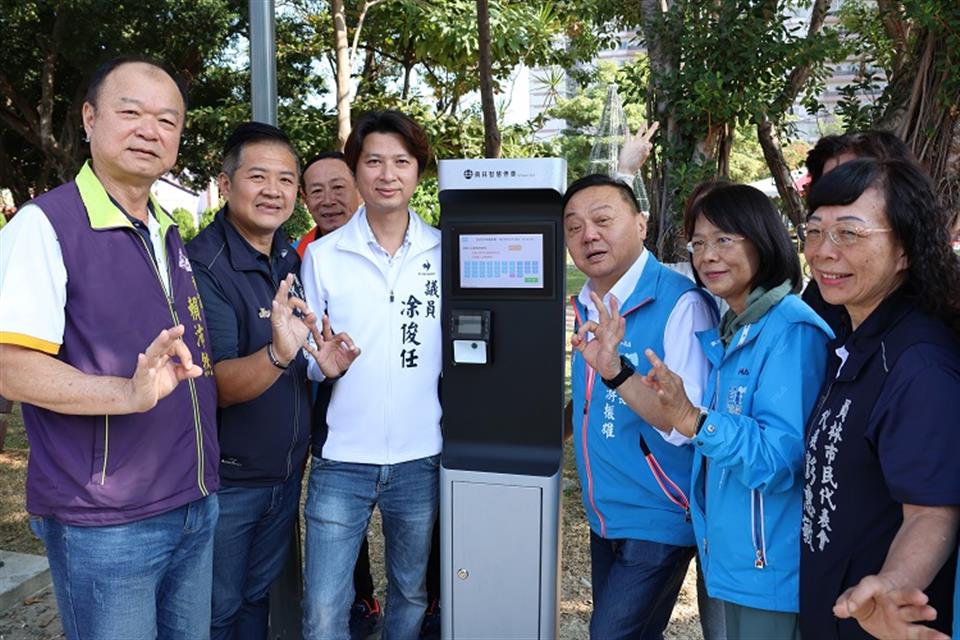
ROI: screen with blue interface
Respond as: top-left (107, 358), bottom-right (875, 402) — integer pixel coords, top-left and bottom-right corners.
top-left (458, 233), bottom-right (544, 289)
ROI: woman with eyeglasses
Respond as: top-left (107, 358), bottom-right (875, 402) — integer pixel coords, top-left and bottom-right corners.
top-left (638, 183), bottom-right (832, 638)
top-left (798, 158), bottom-right (960, 640)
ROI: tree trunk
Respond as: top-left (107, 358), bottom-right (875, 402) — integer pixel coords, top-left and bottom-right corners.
top-left (476, 0), bottom-right (500, 158)
top-left (756, 113), bottom-right (805, 227)
top-left (402, 62), bottom-right (413, 100)
top-left (333, 0), bottom-right (352, 151)
top-left (638, 0), bottom-right (681, 259)
top-left (758, 0), bottom-right (829, 227)
top-left (876, 26), bottom-right (960, 219)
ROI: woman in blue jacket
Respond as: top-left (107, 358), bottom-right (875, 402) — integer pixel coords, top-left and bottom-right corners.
top-left (641, 184), bottom-right (833, 638)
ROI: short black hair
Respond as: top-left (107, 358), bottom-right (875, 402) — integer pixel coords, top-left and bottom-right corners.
top-left (221, 121), bottom-right (300, 178)
top-left (561, 174), bottom-right (642, 215)
top-left (805, 134), bottom-right (849, 185)
top-left (84, 56), bottom-right (189, 111)
top-left (807, 158), bottom-right (960, 332)
top-left (685, 183), bottom-right (802, 293)
top-left (806, 130), bottom-right (912, 185)
top-left (301, 151), bottom-right (350, 188)
top-left (344, 110), bottom-right (430, 177)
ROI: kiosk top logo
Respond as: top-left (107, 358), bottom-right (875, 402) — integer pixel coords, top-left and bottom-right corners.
top-left (463, 168), bottom-right (521, 180)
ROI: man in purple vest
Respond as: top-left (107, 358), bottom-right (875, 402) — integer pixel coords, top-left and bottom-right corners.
top-left (0, 56), bottom-right (220, 639)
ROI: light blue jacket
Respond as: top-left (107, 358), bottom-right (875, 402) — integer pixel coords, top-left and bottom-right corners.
top-left (571, 255), bottom-right (710, 545)
top-left (691, 294), bottom-right (832, 612)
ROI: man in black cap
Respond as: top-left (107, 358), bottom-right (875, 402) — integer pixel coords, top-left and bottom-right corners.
top-left (187, 122), bottom-right (358, 639)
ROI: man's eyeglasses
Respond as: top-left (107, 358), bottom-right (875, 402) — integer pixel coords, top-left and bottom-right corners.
top-left (686, 235), bottom-right (746, 255)
top-left (800, 223), bottom-right (892, 247)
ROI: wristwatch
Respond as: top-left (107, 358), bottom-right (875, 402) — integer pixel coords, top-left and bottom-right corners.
top-left (694, 408), bottom-right (709, 435)
top-left (601, 355), bottom-right (635, 390)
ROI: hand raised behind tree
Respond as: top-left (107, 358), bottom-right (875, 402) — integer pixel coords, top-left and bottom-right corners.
top-left (618, 121), bottom-right (660, 174)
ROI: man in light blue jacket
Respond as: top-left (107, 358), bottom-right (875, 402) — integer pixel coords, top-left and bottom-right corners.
top-left (565, 174), bottom-right (718, 639)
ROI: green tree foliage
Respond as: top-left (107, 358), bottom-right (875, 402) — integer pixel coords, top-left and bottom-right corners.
top-left (543, 61), bottom-right (649, 181)
top-left (170, 207), bottom-right (198, 242)
top-left (0, 0), bottom-right (245, 203)
top-left (609, 0), bottom-right (841, 257)
top-left (830, 0), bottom-right (960, 212)
top-left (283, 202), bottom-right (315, 240)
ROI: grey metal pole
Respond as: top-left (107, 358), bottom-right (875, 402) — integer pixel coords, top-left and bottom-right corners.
top-left (250, 10), bottom-right (296, 636)
top-left (249, 0), bottom-right (277, 125)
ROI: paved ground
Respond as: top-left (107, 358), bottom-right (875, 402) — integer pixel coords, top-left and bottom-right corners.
top-left (0, 587), bottom-right (62, 640)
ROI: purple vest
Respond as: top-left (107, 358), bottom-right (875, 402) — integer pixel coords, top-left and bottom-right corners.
top-left (22, 167), bottom-right (219, 526)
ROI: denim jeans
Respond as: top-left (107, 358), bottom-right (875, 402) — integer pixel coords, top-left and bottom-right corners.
top-left (30, 494), bottom-right (219, 640)
top-left (211, 470), bottom-right (303, 640)
top-left (302, 454), bottom-right (439, 640)
top-left (589, 531), bottom-right (696, 640)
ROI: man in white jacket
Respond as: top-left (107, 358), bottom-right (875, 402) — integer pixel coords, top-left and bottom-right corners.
top-left (300, 110), bottom-right (441, 640)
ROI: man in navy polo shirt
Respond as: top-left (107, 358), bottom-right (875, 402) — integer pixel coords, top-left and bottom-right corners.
top-left (188, 122), bottom-right (358, 639)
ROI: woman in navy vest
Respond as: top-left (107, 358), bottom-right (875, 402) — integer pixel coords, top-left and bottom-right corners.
top-left (799, 158), bottom-right (960, 639)
top-left (638, 183), bottom-right (832, 638)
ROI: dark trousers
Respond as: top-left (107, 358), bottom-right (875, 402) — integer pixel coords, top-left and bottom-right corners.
top-left (589, 531), bottom-right (696, 640)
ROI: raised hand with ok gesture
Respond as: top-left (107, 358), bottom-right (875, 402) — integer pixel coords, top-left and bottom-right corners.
top-left (571, 291), bottom-right (626, 380)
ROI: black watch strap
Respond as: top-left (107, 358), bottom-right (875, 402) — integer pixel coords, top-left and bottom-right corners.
top-left (601, 355), bottom-right (635, 390)
top-left (694, 409), bottom-right (709, 435)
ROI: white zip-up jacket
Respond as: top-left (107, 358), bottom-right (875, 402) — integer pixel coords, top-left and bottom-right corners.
top-left (301, 207), bottom-right (442, 464)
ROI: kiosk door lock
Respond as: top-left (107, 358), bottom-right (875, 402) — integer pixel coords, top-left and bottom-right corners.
top-left (451, 310), bottom-right (491, 365)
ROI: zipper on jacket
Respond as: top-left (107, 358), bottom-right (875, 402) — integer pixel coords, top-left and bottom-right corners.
top-left (571, 298), bottom-right (608, 537)
top-left (99, 415), bottom-right (110, 485)
top-left (268, 268), bottom-right (303, 482)
top-left (581, 367), bottom-right (607, 537)
top-left (286, 363), bottom-right (300, 479)
top-left (134, 233), bottom-right (209, 497)
top-left (751, 489), bottom-right (767, 568)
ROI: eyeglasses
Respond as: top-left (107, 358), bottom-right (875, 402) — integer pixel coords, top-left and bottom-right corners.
top-left (686, 235), bottom-right (746, 255)
top-left (801, 223), bottom-right (892, 247)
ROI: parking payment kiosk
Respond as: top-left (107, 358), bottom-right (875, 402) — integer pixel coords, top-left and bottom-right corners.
top-left (438, 158), bottom-right (567, 639)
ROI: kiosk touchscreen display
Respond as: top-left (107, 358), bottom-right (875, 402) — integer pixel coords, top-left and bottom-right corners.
top-left (459, 233), bottom-right (543, 289)
top-left (450, 222), bottom-right (556, 299)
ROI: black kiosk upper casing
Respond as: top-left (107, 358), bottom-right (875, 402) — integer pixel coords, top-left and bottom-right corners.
top-left (438, 159), bottom-right (567, 478)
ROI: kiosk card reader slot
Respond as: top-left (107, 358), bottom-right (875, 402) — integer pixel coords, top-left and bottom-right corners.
top-left (451, 310), bottom-right (490, 365)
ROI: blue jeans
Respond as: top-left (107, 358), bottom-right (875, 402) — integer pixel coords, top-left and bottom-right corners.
top-left (211, 470), bottom-right (303, 640)
top-left (302, 455), bottom-right (439, 640)
top-left (589, 531), bottom-right (696, 640)
top-left (30, 494), bottom-right (219, 640)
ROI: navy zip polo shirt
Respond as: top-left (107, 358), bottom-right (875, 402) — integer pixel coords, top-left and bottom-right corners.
top-left (187, 208), bottom-right (312, 487)
top-left (800, 288), bottom-right (960, 639)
